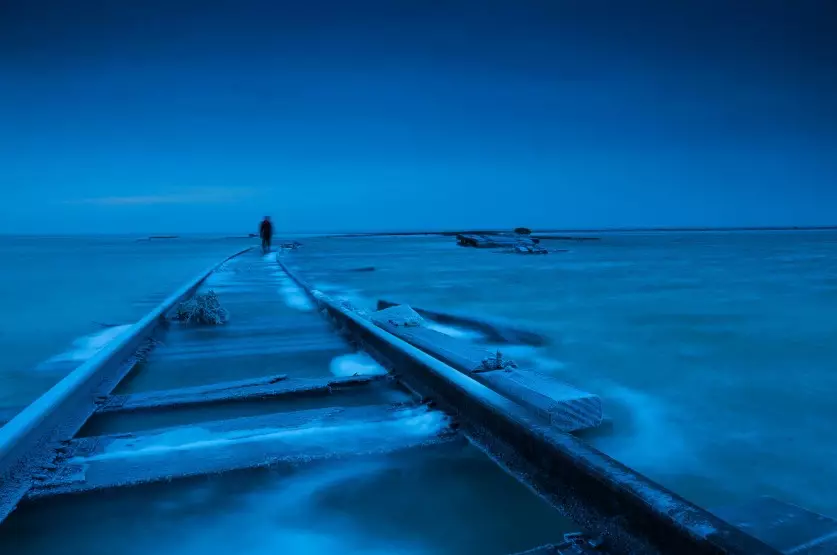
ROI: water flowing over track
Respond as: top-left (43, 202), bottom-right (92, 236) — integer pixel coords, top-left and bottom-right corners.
top-left (1, 248), bottom-right (831, 554)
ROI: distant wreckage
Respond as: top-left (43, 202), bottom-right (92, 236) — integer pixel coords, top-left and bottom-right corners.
top-left (456, 233), bottom-right (549, 254)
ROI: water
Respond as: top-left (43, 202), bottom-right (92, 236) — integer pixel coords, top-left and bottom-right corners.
top-left (0, 238), bottom-right (573, 554)
top-left (2, 443), bottom-right (567, 555)
top-left (288, 231), bottom-right (837, 517)
top-left (4, 230), bottom-right (837, 548)
top-left (0, 235), bottom-right (249, 413)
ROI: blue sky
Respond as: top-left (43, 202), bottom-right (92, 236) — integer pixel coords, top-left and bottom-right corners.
top-left (1, 0), bottom-right (835, 233)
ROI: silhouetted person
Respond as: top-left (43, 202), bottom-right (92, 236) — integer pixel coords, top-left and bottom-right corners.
top-left (259, 216), bottom-right (273, 253)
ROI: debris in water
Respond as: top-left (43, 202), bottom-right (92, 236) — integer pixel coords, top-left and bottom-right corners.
top-left (481, 350), bottom-right (517, 371)
top-left (337, 297), bottom-right (371, 319)
top-left (172, 290), bottom-right (229, 325)
top-left (42, 324), bottom-right (135, 365)
top-left (279, 241), bottom-right (302, 251)
top-left (424, 321), bottom-right (483, 340)
top-left (457, 232), bottom-right (540, 248)
top-left (329, 352), bottom-right (388, 377)
top-left (513, 242), bottom-right (549, 255)
top-left (371, 305), bottom-right (423, 327)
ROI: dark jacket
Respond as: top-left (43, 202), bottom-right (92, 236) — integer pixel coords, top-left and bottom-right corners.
top-left (259, 220), bottom-right (273, 239)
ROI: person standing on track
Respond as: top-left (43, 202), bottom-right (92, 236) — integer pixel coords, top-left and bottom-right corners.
top-left (259, 216), bottom-right (273, 254)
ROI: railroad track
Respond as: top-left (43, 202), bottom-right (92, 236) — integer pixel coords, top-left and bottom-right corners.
top-left (0, 248), bottom-right (822, 554)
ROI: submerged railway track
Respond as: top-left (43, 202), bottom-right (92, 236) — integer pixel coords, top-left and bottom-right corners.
top-left (0, 247), bottom-right (828, 554)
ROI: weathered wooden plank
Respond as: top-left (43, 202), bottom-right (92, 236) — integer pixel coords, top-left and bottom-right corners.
top-left (29, 404), bottom-right (453, 499)
top-left (146, 337), bottom-right (348, 362)
top-left (97, 374), bottom-right (381, 413)
top-left (165, 317), bottom-right (332, 340)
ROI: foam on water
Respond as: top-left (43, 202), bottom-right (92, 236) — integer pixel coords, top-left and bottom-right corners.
top-left (255, 459), bottom-right (432, 553)
top-left (104, 458), bottom-right (431, 555)
top-left (160, 460), bottom-right (430, 555)
top-left (12, 232), bottom-right (837, 528)
top-left (329, 352), bottom-right (388, 377)
top-left (5, 437), bottom-right (567, 555)
top-left (44, 324), bottom-right (135, 365)
top-left (279, 284), bottom-right (314, 311)
top-left (424, 321), bottom-right (484, 340)
top-left (591, 383), bottom-right (696, 475)
top-left (269, 270), bottom-right (314, 311)
top-left (314, 282), bottom-right (375, 311)
top-left (482, 343), bottom-right (566, 372)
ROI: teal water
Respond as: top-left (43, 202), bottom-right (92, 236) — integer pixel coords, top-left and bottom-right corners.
top-left (0, 236), bottom-right (249, 412)
top-left (1, 443), bottom-right (566, 555)
top-left (288, 231), bottom-right (837, 517)
top-left (3, 231), bottom-right (837, 533)
top-left (0, 237), bottom-right (570, 555)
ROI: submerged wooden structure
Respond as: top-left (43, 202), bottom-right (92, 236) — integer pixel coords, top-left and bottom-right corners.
top-left (457, 233), bottom-right (540, 248)
top-left (0, 247), bottom-right (834, 554)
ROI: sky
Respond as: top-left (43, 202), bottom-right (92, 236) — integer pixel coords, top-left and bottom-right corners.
top-left (1, 0), bottom-right (836, 234)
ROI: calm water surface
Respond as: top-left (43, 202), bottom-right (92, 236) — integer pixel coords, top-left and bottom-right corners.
top-left (0, 235), bottom-right (248, 411)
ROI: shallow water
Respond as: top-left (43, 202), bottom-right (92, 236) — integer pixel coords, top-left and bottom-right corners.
top-left (289, 231), bottom-right (837, 517)
top-left (4, 230), bottom-right (837, 543)
top-left (0, 235), bottom-right (250, 411)
top-left (2, 443), bottom-right (568, 555)
top-left (1, 239), bottom-right (575, 554)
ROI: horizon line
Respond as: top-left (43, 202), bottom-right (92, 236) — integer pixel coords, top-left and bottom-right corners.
top-left (2, 224), bottom-right (837, 238)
